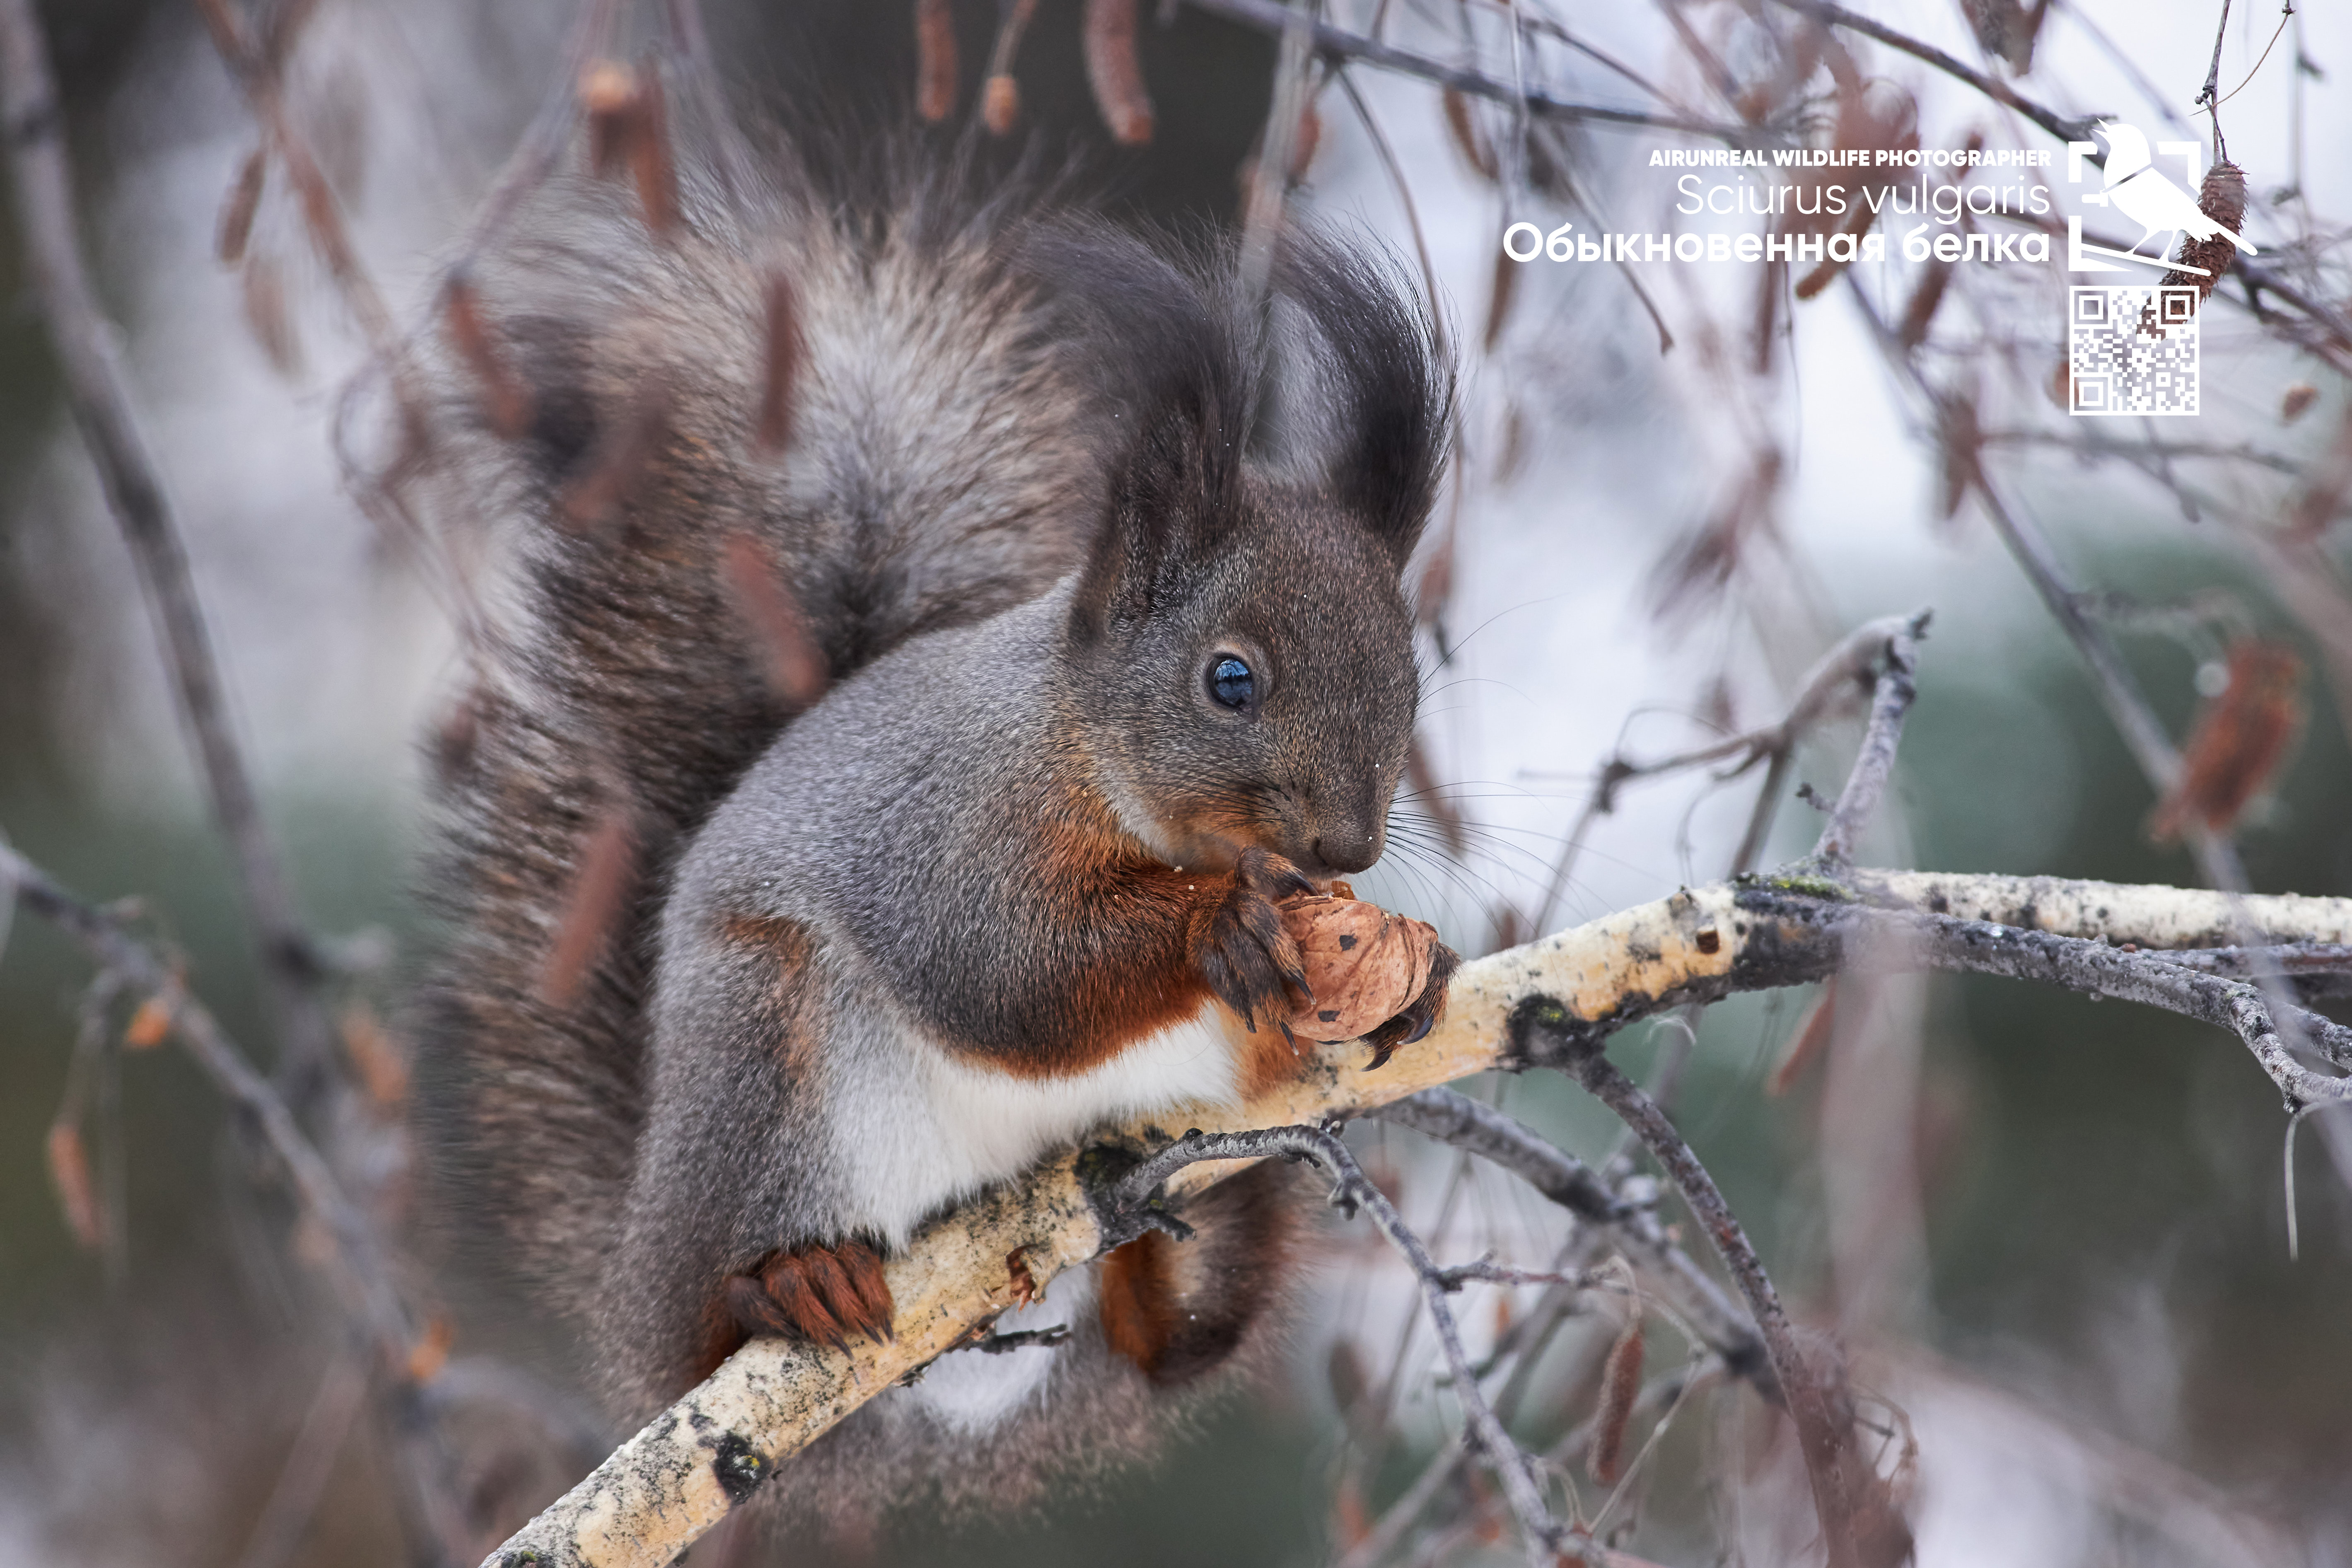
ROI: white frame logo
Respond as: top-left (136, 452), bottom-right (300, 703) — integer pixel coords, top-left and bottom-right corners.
top-left (2062, 123), bottom-right (2247, 417)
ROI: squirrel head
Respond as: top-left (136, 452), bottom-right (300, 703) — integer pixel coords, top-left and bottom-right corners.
top-left (1060, 232), bottom-right (1452, 882)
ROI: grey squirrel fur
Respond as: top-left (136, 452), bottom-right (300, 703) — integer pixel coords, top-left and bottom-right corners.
top-left (413, 107), bottom-right (1455, 1519)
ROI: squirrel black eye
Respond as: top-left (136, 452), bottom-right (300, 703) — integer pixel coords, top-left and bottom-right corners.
top-left (1209, 656), bottom-right (1255, 710)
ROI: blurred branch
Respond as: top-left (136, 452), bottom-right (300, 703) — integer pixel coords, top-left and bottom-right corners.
top-left (1765, 0), bottom-right (2096, 144)
top-left (1983, 428), bottom-right (2311, 477)
top-left (235, 1353), bottom-right (370, 1568)
top-left (2149, 942), bottom-right (2352, 998)
top-left (1521, 1010), bottom-right (1909, 1568)
top-left (1372, 1087), bottom-right (1768, 1384)
top-left (1121, 1126), bottom-right (1574, 1563)
top-left (1529, 611), bottom-right (1929, 933)
top-left (191, 0), bottom-right (397, 349)
top-left (0, 842), bottom-right (473, 1566)
top-left (1836, 280), bottom-right (2283, 903)
top-left (1813, 612), bottom-right (1924, 863)
top-left (1181, 0), bottom-right (1780, 144)
top-left (0, 0), bottom-right (335, 1089)
top-left (1336, 1093), bottom-right (1739, 1568)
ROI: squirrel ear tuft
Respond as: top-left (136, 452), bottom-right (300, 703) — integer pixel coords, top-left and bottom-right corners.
top-left (1275, 234), bottom-right (1454, 571)
top-left (1074, 371), bottom-right (1249, 637)
top-left (1046, 227), bottom-right (1254, 640)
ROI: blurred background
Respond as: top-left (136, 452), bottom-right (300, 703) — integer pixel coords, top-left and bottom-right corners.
top-left (2, 0), bottom-right (2348, 1563)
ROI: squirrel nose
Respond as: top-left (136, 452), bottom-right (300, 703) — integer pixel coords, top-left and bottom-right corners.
top-left (1311, 829), bottom-right (1381, 876)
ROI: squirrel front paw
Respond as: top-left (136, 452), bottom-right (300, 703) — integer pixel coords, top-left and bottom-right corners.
top-left (1192, 847), bottom-right (1317, 1033)
top-left (724, 1237), bottom-right (896, 1351)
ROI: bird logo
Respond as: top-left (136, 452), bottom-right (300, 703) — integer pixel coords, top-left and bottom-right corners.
top-left (2080, 120), bottom-right (2257, 259)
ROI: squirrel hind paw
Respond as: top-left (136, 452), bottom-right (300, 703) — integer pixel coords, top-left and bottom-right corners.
top-left (728, 1239), bottom-right (896, 1351)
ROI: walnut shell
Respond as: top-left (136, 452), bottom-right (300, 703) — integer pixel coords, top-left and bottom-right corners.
top-left (1280, 894), bottom-right (1437, 1042)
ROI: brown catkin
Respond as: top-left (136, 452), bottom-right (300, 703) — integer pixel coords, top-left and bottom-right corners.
top-left (2149, 639), bottom-right (2306, 841)
top-left (443, 274), bottom-right (532, 439)
top-left (915, 0), bottom-right (959, 123)
top-left (753, 271), bottom-right (801, 455)
top-left (1441, 87), bottom-right (1497, 181)
top-left (1768, 974), bottom-right (1839, 1096)
top-left (46, 1122), bottom-right (104, 1251)
top-left (538, 806), bottom-right (641, 1007)
top-left (1083, 0), bottom-right (1154, 145)
top-left (2166, 159), bottom-right (2247, 302)
top-left (629, 71), bottom-right (678, 237)
top-left (982, 74), bottom-right (1019, 135)
top-left (123, 995), bottom-right (171, 1049)
top-left (556, 381), bottom-right (670, 530)
top-left (240, 254), bottom-right (302, 378)
top-left (582, 60), bottom-right (638, 177)
top-left (980, 0), bottom-right (1038, 135)
top-left (340, 1005), bottom-right (411, 1109)
top-left (1588, 1315), bottom-right (1645, 1486)
top-left (1896, 256), bottom-right (1952, 349)
top-left (719, 531), bottom-right (829, 710)
top-left (1290, 101), bottom-right (1323, 181)
top-left (1936, 391), bottom-right (1982, 520)
top-left (217, 145), bottom-right (266, 264)
top-left (1482, 246), bottom-right (1519, 352)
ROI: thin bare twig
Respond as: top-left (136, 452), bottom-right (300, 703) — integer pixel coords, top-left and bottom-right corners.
top-left (1373, 1087), bottom-right (1768, 1383)
top-left (235, 1353), bottom-right (370, 1568)
top-left (0, 842), bottom-right (472, 1565)
top-left (1765, 0), bottom-right (2097, 145)
top-left (1528, 612), bottom-right (1928, 934)
top-left (0, 0), bottom-right (334, 1089)
top-left (2213, 5), bottom-right (2295, 111)
top-left (1119, 1126), bottom-right (1575, 1563)
top-left (1983, 428), bottom-right (2310, 477)
top-left (1520, 1010), bottom-right (1908, 1568)
top-left (2146, 943), bottom-right (2352, 999)
top-left (1889, 911), bottom-right (2352, 1102)
top-left (2195, 0), bottom-right (2235, 113)
top-left (1813, 613), bottom-right (1926, 863)
top-left (1335, 69), bottom-right (1449, 360)
top-left (1180, 0), bottom-right (1780, 145)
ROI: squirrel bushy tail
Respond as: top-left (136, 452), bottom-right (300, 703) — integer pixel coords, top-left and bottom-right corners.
top-left (414, 130), bottom-right (1117, 1316)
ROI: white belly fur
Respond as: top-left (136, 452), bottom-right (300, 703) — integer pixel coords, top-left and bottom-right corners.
top-left (896, 1267), bottom-right (1098, 1433)
top-left (839, 1000), bottom-right (1240, 1247)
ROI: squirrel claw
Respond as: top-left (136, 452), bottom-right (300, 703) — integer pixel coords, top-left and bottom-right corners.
top-left (1235, 846), bottom-right (1317, 904)
top-left (729, 1237), bottom-right (896, 1351)
top-left (1359, 940), bottom-right (1461, 1070)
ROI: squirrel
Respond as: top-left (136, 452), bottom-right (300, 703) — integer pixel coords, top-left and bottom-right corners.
top-left (412, 104), bottom-right (1457, 1517)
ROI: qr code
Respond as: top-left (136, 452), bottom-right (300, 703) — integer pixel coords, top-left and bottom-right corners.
top-left (2069, 285), bottom-right (2200, 416)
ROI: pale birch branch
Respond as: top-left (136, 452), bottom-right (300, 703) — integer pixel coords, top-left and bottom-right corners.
top-left (483, 867), bottom-right (2352, 1568)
